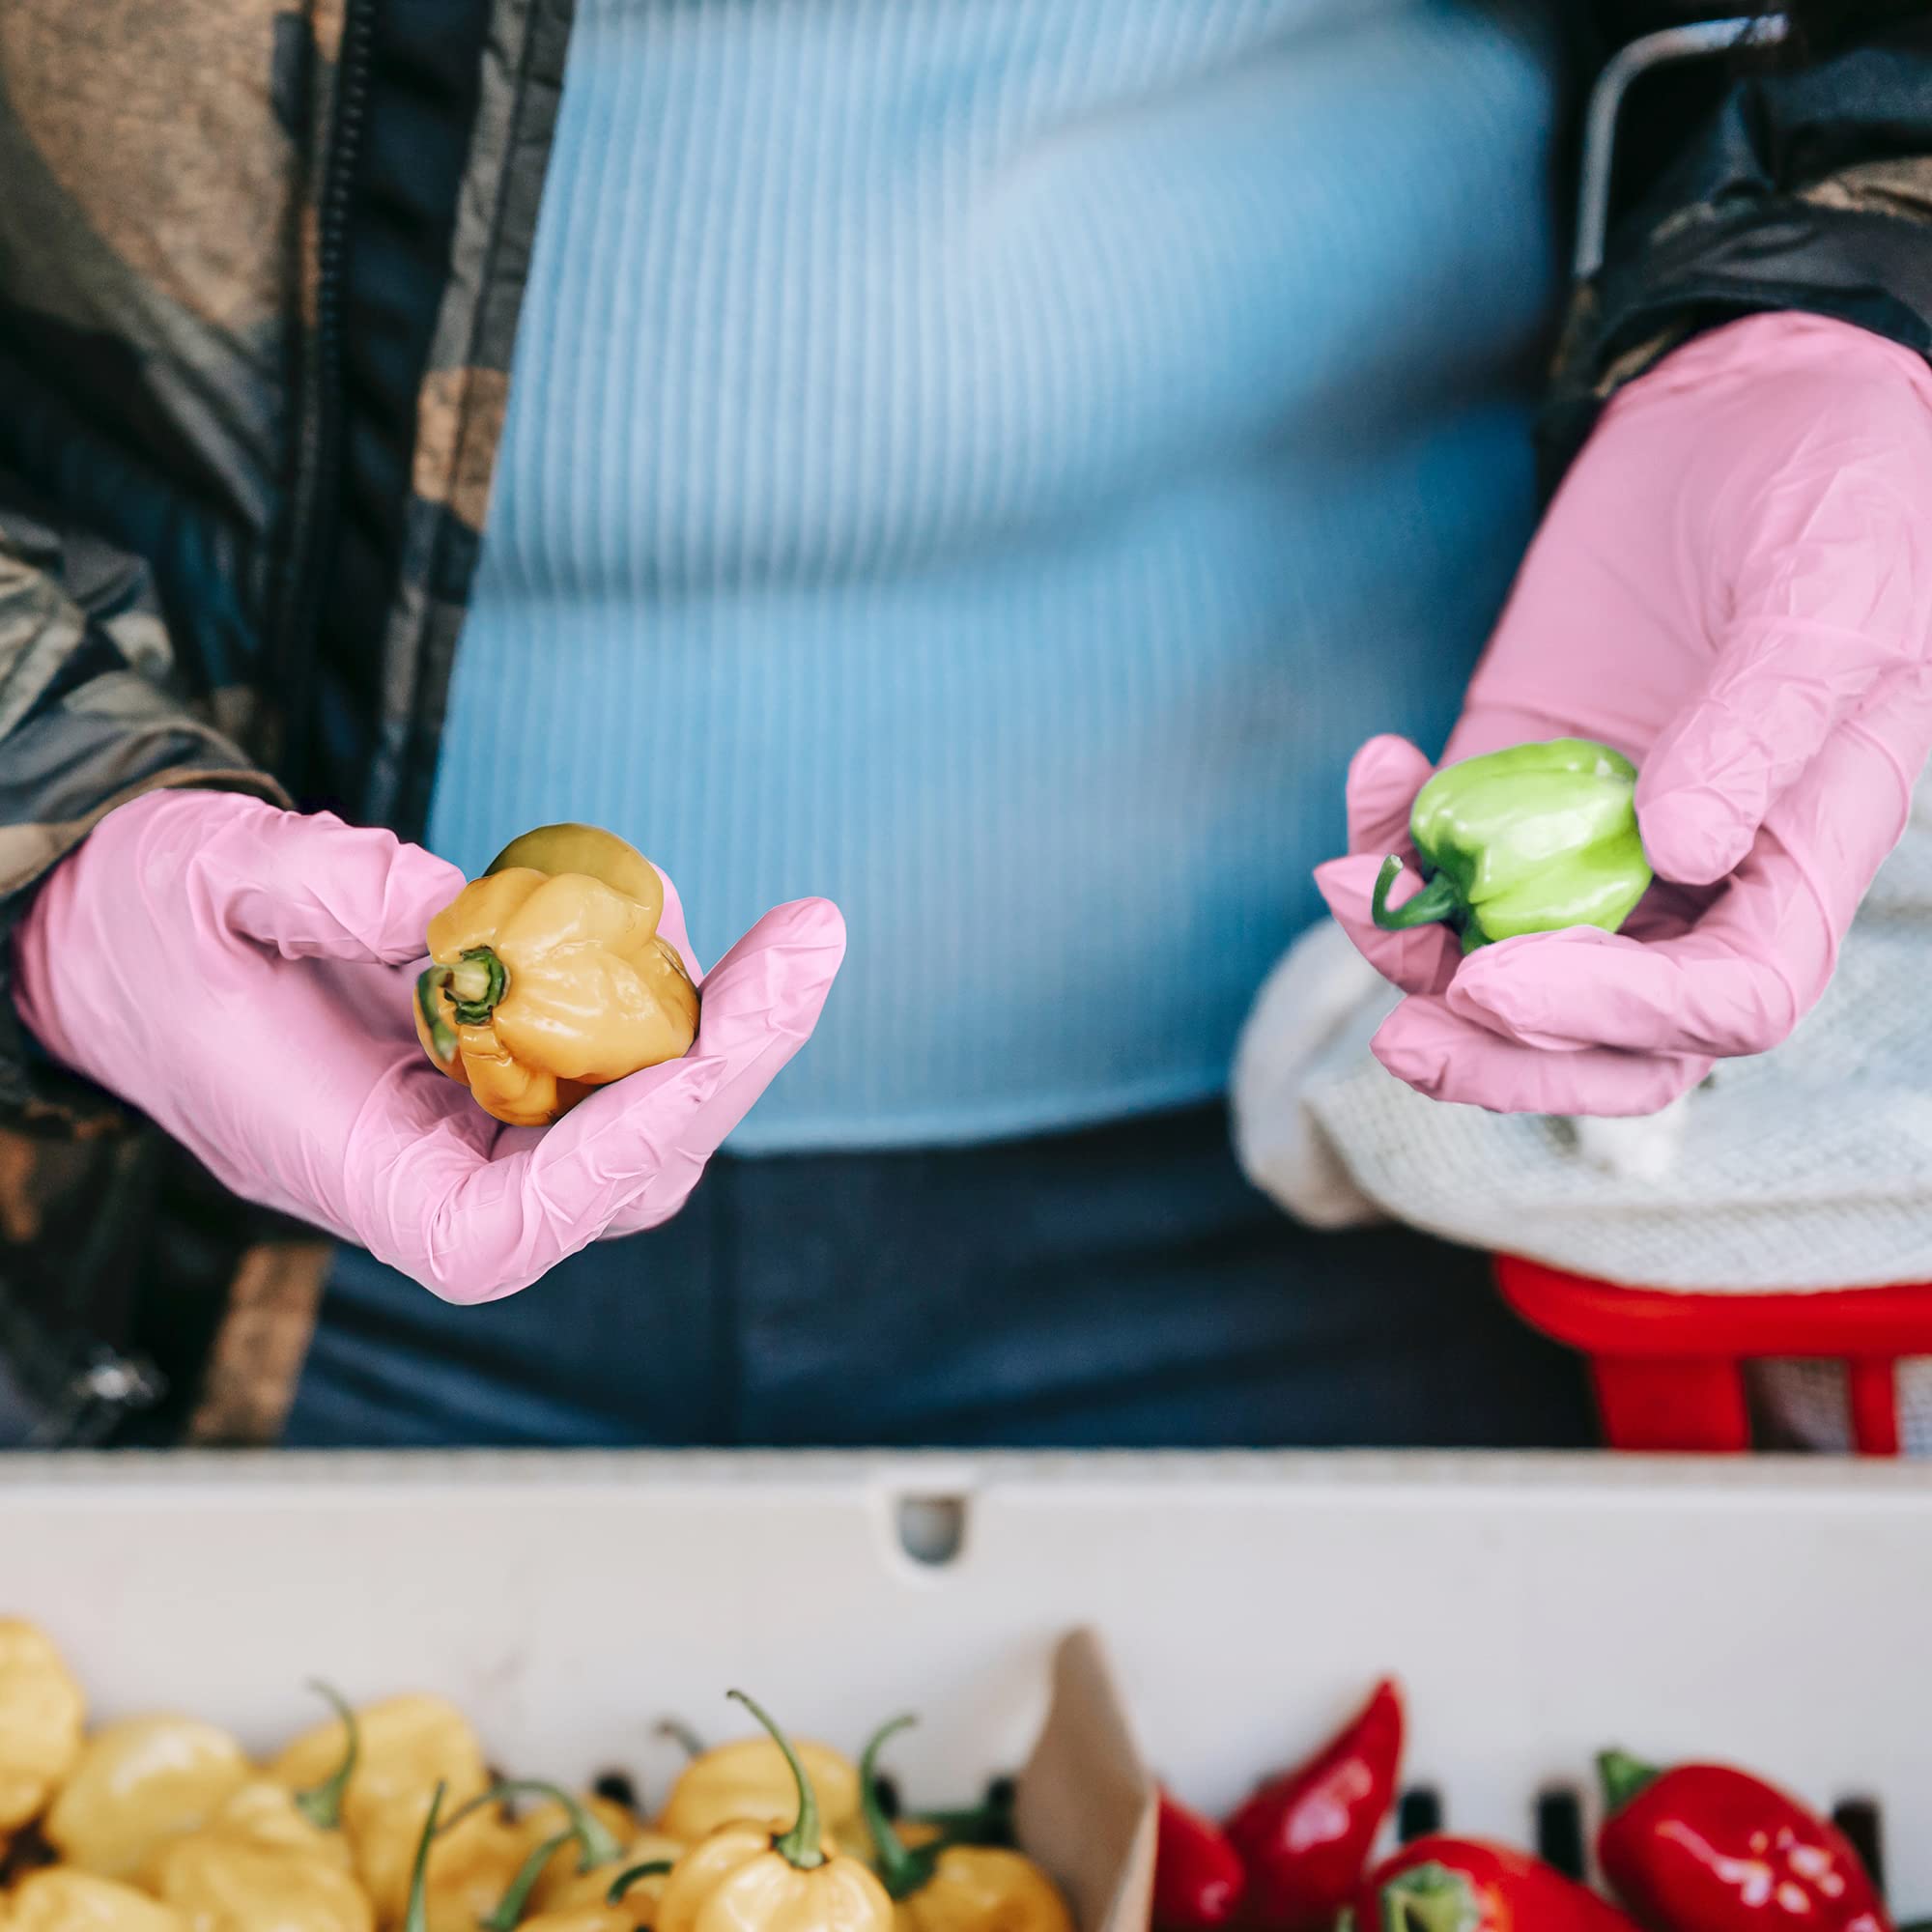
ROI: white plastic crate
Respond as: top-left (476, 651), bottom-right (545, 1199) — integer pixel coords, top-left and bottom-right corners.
top-left (8, 1450), bottom-right (1932, 1917)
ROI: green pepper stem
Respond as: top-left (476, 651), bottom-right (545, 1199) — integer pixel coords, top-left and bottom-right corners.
top-left (1370, 858), bottom-right (1463, 935)
top-left (608, 1860), bottom-right (677, 1904)
top-left (448, 946), bottom-right (507, 1024)
top-left (1598, 1748), bottom-right (1662, 1814)
top-left (859, 1714), bottom-right (934, 1900)
top-left (484, 1830), bottom-right (575, 1932)
top-left (438, 1779), bottom-right (624, 1871)
top-left (657, 1718), bottom-right (706, 1759)
top-left (414, 968), bottom-right (459, 1065)
top-left (726, 1689), bottom-right (825, 1871)
top-left (292, 1681), bottom-right (358, 1831)
top-left (1379, 1863), bottom-right (1478, 1932)
top-left (402, 1782), bottom-right (446, 1932)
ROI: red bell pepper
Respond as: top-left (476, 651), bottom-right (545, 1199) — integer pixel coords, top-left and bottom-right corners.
top-left (1153, 1788), bottom-right (1247, 1930)
top-left (1224, 1677), bottom-right (1403, 1930)
top-left (1350, 1836), bottom-right (1643, 1932)
top-left (1597, 1750), bottom-right (1891, 1932)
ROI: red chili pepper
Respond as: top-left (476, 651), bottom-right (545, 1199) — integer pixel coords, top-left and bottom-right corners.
top-left (1224, 1678), bottom-right (1403, 1930)
top-left (1350, 1835), bottom-right (1643, 1932)
top-left (1153, 1788), bottom-right (1247, 1930)
top-left (1597, 1750), bottom-right (1891, 1932)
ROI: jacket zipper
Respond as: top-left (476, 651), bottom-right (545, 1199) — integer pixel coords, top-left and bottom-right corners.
top-left (273, 0), bottom-right (378, 798)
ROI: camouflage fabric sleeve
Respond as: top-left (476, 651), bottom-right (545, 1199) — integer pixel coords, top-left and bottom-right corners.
top-left (0, 469), bottom-right (285, 1130)
top-left (1542, 18), bottom-right (1932, 482)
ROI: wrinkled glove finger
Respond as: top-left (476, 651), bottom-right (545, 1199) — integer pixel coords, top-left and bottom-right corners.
top-left (1315, 854), bottom-right (1459, 997)
top-left (595, 895), bottom-right (848, 1236)
top-left (1344, 735), bottom-right (1434, 856)
top-left (1636, 356), bottom-right (1932, 886)
top-left (198, 798), bottom-right (467, 965)
top-left (1372, 993), bottom-right (1711, 1118)
top-left (1638, 614), bottom-right (1913, 886)
top-left (651, 864), bottom-right (702, 980)
top-left (1773, 658), bottom-right (1932, 926)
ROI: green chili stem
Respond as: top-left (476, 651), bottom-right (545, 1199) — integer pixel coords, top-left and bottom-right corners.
top-left (1597, 1749), bottom-right (1662, 1815)
top-left (448, 947), bottom-right (507, 1024)
top-left (859, 1714), bottom-right (934, 1900)
top-left (1370, 858), bottom-right (1463, 935)
top-left (725, 1689), bottom-right (824, 1871)
top-left (608, 1860), bottom-right (676, 1905)
top-left (484, 1829), bottom-right (575, 1932)
top-left (656, 1718), bottom-right (706, 1760)
top-left (292, 1681), bottom-right (359, 1831)
top-left (1378, 1864), bottom-right (1477, 1932)
top-left (402, 1782), bottom-right (446, 1932)
top-left (414, 968), bottom-right (459, 1064)
top-left (438, 1779), bottom-right (624, 1870)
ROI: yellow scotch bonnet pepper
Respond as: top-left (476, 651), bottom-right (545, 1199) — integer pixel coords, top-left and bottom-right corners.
top-left (512, 1791), bottom-right (646, 1913)
top-left (414, 824), bottom-right (699, 1128)
top-left (2, 1867), bottom-right (185, 1932)
top-left (656, 1725), bottom-right (861, 1849)
top-left (649, 1692), bottom-right (893, 1932)
top-left (858, 1719), bottom-right (1073, 1932)
top-left (144, 1776), bottom-right (373, 1932)
top-left (44, 1716), bottom-right (252, 1881)
top-left (269, 1692), bottom-right (489, 1925)
top-left (425, 1779), bottom-right (627, 1932)
top-left (0, 1619), bottom-right (85, 1833)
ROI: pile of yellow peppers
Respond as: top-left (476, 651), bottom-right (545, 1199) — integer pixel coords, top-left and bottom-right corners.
top-left (0, 1621), bottom-right (1074, 1932)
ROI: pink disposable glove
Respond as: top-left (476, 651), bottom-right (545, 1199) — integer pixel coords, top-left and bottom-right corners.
top-left (13, 789), bottom-right (844, 1300)
top-left (1318, 313), bottom-right (1932, 1115)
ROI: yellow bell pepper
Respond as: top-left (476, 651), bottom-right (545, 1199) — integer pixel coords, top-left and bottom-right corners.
top-left (413, 823), bottom-right (699, 1127)
top-left (858, 1719), bottom-right (1073, 1932)
top-left (656, 1729), bottom-right (861, 1848)
top-left (651, 1693), bottom-right (892, 1932)
top-left (144, 1778), bottom-right (373, 1932)
top-left (2, 1867), bottom-right (185, 1931)
top-left (43, 1717), bottom-right (252, 1880)
top-left (0, 1619), bottom-right (85, 1832)
top-left (268, 1693), bottom-right (488, 1925)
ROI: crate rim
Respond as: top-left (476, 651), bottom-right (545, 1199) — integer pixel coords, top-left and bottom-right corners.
top-left (12, 1445), bottom-right (1932, 1503)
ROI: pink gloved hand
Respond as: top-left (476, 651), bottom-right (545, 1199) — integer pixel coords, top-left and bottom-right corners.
top-left (1318, 313), bottom-right (1932, 1115)
top-left (13, 789), bottom-right (844, 1299)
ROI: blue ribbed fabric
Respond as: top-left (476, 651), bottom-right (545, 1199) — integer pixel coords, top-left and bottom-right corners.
top-left (430, 0), bottom-right (1562, 1151)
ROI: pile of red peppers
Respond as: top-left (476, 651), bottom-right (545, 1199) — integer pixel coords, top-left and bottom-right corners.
top-left (1151, 1677), bottom-right (1898, 1932)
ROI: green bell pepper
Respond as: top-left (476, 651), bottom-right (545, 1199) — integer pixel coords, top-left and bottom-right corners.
top-left (1371, 737), bottom-right (1652, 952)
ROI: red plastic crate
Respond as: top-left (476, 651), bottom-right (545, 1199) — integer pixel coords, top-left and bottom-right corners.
top-left (1494, 1254), bottom-right (1932, 1456)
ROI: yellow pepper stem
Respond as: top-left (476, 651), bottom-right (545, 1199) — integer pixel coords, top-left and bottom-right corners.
top-left (447, 947), bottom-right (507, 1024)
top-left (859, 1714), bottom-right (934, 1901)
top-left (292, 1681), bottom-right (359, 1831)
top-left (725, 1690), bottom-right (825, 1871)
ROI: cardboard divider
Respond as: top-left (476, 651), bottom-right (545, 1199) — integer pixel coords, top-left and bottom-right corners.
top-left (1016, 1629), bottom-right (1157, 1932)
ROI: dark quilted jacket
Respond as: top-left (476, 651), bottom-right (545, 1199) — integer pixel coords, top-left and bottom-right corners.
top-left (0, 2), bottom-right (1927, 1443)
